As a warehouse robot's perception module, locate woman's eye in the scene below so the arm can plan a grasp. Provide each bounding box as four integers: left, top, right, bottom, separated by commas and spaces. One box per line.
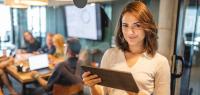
122, 24, 127, 26
122, 24, 128, 28
135, 24, 141, 28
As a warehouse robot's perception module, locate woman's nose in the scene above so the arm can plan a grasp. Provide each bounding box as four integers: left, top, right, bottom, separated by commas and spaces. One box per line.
127, 28, 136, 34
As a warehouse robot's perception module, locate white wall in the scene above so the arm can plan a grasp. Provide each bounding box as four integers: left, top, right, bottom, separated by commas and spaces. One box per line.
158, 0, 178, 61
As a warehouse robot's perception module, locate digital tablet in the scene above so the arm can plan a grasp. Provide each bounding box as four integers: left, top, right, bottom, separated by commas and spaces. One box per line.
81, 65, 139, 93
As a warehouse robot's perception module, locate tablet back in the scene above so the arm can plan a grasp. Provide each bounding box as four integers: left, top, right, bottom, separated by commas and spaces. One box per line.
81, 66, 139, 93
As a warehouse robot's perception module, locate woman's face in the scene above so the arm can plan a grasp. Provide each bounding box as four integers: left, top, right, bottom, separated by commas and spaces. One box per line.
122, 12, 145, 47
24, 32, 33, 43
53, 39, 58, 48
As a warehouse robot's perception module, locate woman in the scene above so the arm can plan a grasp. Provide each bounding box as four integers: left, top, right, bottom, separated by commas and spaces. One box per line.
48, 34, 65, 65
82, 1, 170, 95
23, 31, 41, 53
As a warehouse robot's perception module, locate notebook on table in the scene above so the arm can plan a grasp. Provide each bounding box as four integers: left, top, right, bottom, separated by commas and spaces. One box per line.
28, 54, 51, 74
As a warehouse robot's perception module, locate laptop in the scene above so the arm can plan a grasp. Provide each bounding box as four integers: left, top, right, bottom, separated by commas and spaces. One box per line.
28, 54, 51, 74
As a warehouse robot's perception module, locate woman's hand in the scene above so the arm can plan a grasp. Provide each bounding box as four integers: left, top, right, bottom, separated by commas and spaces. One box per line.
82, 71, 101, 87
0, 56, 9, 62
7, 57, 14, 66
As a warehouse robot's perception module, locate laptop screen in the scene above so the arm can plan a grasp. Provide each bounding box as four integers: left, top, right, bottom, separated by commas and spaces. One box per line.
28, 54, 49, 70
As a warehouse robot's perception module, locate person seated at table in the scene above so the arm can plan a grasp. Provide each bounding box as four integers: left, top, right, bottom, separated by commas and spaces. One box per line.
32, 38, 82, 95
48, 34, 65, 64
0, 57, 19, 95
38, 33, 55, 55
22, 31, 41, 53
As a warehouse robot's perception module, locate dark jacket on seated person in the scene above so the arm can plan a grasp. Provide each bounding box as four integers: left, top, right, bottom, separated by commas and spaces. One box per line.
25, 40, 41, 53
47, 56, 82, 91
38, 45, 55, 54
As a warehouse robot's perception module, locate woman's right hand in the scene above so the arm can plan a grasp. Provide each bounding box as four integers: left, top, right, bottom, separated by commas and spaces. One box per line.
7, 57, 14, 66
82, 71, 101, 87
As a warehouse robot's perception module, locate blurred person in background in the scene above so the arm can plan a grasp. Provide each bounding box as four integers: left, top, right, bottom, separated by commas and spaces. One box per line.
49, 34, 65, 63
0, 57, 19, 95
32, 38, 82, 95
38, 33, 55, 55
22, 31, 41, 53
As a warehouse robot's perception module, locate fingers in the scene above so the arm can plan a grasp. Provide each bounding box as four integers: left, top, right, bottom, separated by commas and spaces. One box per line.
82, 71, 91, 78
83, 74, 98, 82
82, 72, 101, 87
84, 78, 101, 87
8, 57, 14, 65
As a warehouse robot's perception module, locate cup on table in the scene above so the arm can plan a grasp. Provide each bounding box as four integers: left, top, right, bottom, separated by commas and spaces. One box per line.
16, 65, 23, 72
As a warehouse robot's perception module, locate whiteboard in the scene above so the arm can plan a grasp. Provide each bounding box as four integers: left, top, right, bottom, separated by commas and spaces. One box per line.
65, 4, 102, 40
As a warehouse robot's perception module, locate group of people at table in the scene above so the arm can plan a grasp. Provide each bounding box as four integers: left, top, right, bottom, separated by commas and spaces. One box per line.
0, 1, 170, 95
0, 31, 85, 95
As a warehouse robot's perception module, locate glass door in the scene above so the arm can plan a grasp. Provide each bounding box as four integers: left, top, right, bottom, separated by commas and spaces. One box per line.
187, 0, 200, 95
171, 0, 200, 95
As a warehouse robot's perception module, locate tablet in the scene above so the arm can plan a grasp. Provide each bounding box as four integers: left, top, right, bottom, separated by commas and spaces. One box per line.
81, 65, 139, 93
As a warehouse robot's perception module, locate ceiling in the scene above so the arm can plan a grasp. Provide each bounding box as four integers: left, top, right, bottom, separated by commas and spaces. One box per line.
0, 0, 115, 6
48, 0, 115, 6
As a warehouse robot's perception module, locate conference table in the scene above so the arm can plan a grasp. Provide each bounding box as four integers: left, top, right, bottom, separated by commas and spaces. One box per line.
6, 53, 64, 95
6, 65, 51, 95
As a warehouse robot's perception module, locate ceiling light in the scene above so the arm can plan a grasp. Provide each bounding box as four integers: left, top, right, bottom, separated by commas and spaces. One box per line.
20, 0, 48, 6
4, 0, 28, 8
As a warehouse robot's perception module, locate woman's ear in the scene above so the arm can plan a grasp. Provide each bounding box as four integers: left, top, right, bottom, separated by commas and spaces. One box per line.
66, 48, 74, 57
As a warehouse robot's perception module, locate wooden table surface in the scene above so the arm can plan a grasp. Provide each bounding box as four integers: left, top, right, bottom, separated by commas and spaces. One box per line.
6, 55, 59, 84
6, 64, 53, 84
5, 53, 64, 95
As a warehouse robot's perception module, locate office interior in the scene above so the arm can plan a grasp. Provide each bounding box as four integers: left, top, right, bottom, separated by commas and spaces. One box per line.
0, 0, 200, 95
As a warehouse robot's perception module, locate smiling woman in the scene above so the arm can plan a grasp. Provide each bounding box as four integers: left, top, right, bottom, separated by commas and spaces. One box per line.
82, 1, 170, 95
